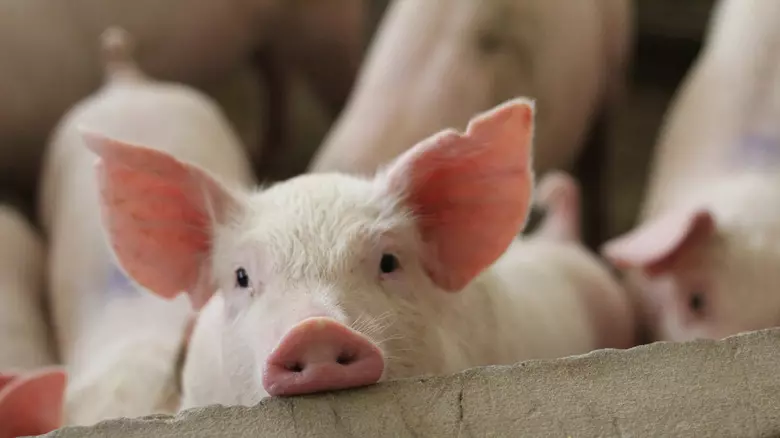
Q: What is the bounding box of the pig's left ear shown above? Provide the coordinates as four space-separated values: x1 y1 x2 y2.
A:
0 368 67 437
601 208 716 277
81 131 245 309
378 98 535 291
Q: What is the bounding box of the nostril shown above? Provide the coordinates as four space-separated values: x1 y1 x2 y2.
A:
285 362 304 373
336 352 356 366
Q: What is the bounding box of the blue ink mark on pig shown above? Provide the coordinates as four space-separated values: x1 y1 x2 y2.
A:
106 263 139 296
733 133 780 171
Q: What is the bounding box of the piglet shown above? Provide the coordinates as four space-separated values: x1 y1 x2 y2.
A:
0 368 67 438
84 97 635 409
601 0 780 342
0 204 56 369
37 26 256 425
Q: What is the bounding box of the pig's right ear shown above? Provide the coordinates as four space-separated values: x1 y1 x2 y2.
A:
81 131 244 309
0 368 67 438
378 98 535 291
601 208 716 277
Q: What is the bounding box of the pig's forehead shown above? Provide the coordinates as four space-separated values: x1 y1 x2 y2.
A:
234 173 410 254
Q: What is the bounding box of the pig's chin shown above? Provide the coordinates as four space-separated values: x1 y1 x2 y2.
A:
228 362 269 406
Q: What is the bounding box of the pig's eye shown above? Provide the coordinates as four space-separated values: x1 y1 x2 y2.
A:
379 253 400 274
235 267 250 288
688 292 705 315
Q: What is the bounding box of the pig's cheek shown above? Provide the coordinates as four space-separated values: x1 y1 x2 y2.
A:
220 319 267 400
223 289 253 322
378 263 423 302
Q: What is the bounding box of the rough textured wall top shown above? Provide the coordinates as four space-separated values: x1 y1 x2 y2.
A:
44 328 780 438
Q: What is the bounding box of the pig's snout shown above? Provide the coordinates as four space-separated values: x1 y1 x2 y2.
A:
262 317 384 396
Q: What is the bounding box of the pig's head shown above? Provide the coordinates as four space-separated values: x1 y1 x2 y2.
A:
83 98 535 405
602 175 780 342
0 368 67 438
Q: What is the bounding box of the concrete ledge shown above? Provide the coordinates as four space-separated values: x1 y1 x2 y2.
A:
44 328 780 437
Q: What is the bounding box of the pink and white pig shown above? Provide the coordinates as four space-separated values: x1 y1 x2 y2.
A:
602 0 780 342
85 97 635 409
38 27 256 425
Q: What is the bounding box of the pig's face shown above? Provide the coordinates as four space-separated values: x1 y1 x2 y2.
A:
603 175 780 342
84 97 536 403
210 174 454 400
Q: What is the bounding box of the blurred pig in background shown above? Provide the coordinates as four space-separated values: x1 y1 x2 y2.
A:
602 0 780 343
0 0 366 213
310 0 632 180
38 28 256 425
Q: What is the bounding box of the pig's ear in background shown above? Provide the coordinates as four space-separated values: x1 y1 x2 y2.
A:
81 130 244 309
0 368 67 438
532 171 581 242
601 208 716 277
380 98 535 291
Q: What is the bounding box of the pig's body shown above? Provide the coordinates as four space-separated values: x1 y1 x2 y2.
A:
0 205 56 369
38 28 256 425
310 0 632 176
602 0 780 342
640 0 780 218
162 154 629 408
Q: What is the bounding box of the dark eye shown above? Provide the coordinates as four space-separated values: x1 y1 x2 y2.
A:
688 292 705 314
379 253 399 274
235 267 250 288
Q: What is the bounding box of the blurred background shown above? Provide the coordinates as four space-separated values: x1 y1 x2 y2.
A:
0 0 717 249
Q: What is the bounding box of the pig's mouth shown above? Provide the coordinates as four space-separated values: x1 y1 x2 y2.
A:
261 317 385 397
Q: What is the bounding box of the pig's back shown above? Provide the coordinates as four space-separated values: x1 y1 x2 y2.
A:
478 239 629 362
39 79 256 361
640 0 780 219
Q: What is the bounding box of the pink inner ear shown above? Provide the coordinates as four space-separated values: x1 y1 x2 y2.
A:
601 208 716 277
0 368 66 438
97 160 212 301
83 132 239 309
0 373 20 392
385 98 535 291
